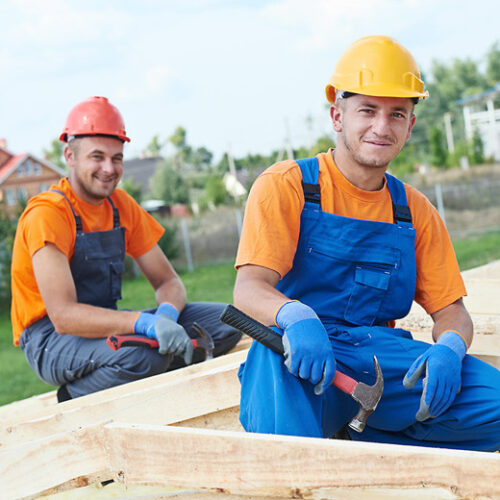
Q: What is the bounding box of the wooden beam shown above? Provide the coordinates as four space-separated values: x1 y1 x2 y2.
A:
0 425 109 500
0 349 247 449
102 423 500 499
4 422 500 500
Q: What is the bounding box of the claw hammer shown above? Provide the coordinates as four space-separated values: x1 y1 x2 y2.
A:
106 322 215 361
220 304 383 432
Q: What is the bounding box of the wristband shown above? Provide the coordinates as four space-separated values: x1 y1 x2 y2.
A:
156 302 180 322
437 330 467 360
275 300 318 329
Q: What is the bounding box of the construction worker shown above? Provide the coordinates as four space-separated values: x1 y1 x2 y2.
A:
11 96 241 402
233 36 500 451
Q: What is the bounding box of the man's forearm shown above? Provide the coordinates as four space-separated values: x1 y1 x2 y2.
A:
154 276 187 314
233 265 290 326
49 303 140 338
431 298 473 348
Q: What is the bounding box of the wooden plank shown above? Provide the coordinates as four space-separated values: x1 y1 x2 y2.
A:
102 423 500 499
0 349 247 449
0 425 109 500
5 422 500 500
0 389 57 420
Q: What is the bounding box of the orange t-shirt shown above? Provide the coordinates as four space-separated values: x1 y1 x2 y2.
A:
236 150 466 316
11 177 164 345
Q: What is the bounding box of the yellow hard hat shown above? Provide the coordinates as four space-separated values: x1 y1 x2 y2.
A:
325 35 428 103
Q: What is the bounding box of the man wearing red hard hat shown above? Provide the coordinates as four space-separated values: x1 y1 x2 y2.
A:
11 96 241 401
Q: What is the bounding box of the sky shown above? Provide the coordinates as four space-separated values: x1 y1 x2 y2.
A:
1 0 499 164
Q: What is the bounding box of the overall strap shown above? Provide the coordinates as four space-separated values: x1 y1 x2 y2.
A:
107 196 121 228
384 173 413 227
296 157 321 206
51 189 83 233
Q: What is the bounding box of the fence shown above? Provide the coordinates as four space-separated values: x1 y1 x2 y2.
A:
164 168 500 271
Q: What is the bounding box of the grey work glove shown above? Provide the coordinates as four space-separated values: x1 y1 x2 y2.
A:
134 312 193 364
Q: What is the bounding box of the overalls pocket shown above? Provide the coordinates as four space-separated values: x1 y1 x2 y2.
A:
110 260 124 301
345 265 391 325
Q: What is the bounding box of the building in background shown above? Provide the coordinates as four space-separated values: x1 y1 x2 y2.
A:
458 81 500 162
0 140 66 216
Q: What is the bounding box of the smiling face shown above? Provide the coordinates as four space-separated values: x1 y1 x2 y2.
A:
64 136 124 205
331 94 416 173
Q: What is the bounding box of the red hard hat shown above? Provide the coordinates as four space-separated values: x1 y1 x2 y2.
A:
59 96 130 142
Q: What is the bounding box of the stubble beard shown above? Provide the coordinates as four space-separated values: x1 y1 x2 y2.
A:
342 133 402 170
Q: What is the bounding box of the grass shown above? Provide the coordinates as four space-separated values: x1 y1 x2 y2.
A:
1 228 500 407
453 230 500 271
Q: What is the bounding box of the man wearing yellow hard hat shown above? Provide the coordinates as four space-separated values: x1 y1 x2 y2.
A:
232 36 500 450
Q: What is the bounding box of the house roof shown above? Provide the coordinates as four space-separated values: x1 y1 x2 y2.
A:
457 80 500 106
122 156 164 194
0 145 66 185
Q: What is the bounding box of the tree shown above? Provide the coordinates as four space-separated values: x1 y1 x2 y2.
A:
486 41 500 87
43 138 66 170
150 158 190 205
308 135 336 157
470 129 485 165
144 134 165 158
429 126 448 168
204 174 228 206
0 206 16 304
120 177 143 204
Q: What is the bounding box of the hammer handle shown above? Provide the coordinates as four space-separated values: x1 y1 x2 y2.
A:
219 305 358 395
106 335 200 350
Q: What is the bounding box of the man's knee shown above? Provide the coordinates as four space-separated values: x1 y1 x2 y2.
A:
116 347 172 379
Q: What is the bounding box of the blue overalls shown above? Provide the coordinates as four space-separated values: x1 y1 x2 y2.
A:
238 157 500 451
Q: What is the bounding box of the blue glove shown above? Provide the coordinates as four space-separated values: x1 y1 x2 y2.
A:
276 301 336 395
155 302 180 321
134 312 193 364
403 331 467 421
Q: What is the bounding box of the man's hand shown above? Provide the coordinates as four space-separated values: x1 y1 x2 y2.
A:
403 331 467 421
276 301 336 394
134 312 193 364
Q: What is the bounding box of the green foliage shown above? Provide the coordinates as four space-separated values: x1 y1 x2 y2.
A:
308 135 336 157
144 134 165 158
0 207 16 304
429 126 448 168
486 41 500 87
150 158 190 205
470 129 485 165
203 174 229 207
389 142 420 176
120 177 143 204
43 138 67 170
156 219 181 261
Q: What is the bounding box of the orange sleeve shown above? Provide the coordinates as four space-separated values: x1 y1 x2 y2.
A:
408 186 466 314
22 200 75 258
235 161 304 278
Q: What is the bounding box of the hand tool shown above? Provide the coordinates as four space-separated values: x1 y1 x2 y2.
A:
220 304 383 432
106 322 214 361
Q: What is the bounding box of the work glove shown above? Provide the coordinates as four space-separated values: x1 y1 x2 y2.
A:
276 300 336 395
155 302 180 321
403 330 467 421
134 311 193 364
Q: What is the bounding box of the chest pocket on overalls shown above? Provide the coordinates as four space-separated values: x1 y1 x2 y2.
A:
308 237 399 327
345 251 398 326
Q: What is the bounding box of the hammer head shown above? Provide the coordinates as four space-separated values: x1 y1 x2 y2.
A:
191 322 214 360
348 356 384 433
